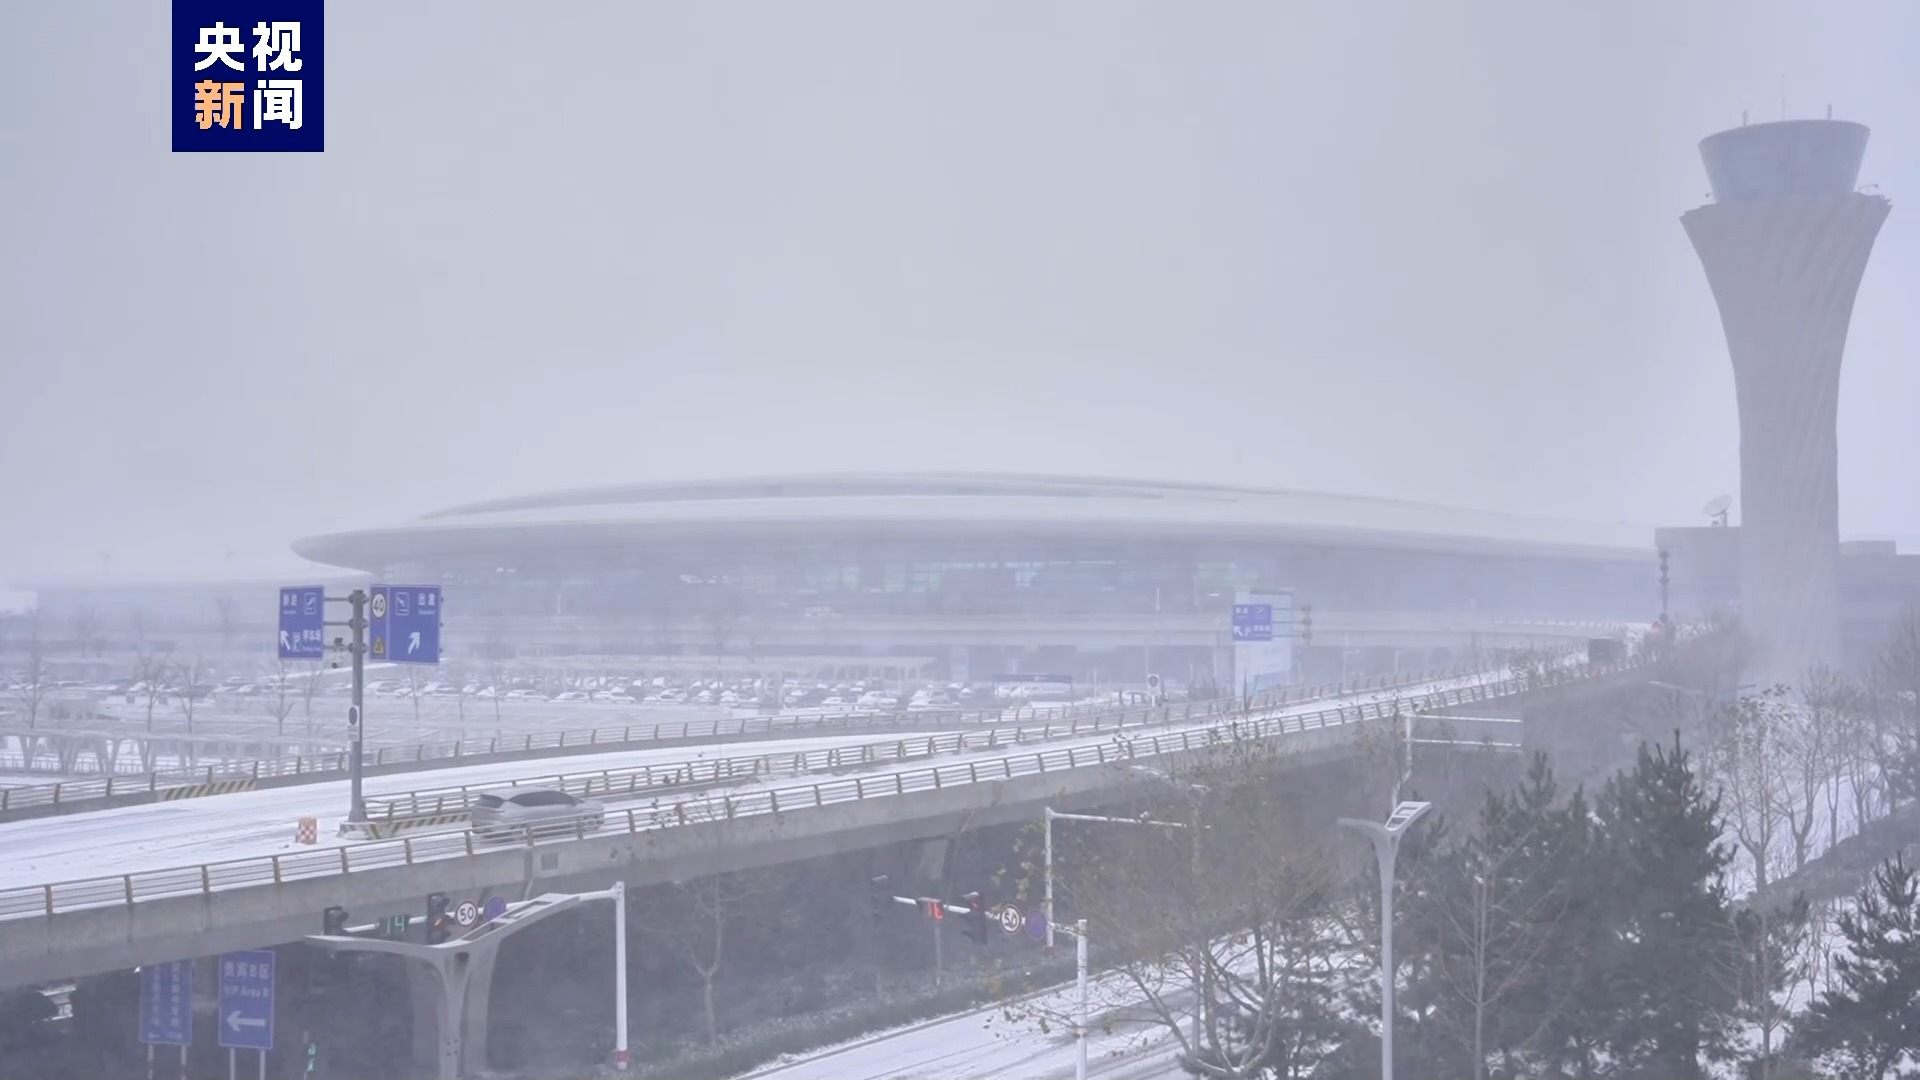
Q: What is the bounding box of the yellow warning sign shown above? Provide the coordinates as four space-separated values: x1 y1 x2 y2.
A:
372 636 386 658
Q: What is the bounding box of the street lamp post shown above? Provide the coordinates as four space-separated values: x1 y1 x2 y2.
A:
1045 917 1092 1080
1338 800 1432 1080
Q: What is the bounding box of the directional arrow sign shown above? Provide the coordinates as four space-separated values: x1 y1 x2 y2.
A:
277 586 324 660
372 584 441 666
217 949 275 1051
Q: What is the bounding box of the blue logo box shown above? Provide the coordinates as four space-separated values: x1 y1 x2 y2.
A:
172 0 324 152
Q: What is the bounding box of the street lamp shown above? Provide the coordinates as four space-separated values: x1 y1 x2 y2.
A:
1338 800 1432 1080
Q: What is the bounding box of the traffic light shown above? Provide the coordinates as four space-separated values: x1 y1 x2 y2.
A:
963 891 988 945
869 876 889 923
1300 604 1314 646
321 905 349 936
426 893 452 944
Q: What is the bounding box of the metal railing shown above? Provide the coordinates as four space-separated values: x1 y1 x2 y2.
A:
358 685 1442 821
0 665 1473 814
0 654 1651 920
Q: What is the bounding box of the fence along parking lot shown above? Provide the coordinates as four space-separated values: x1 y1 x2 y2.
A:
0 654 1643 920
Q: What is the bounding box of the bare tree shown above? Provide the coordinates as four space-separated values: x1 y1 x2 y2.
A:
18 608 50 730
403 666 423 727
133 648 171 731
1865 610 1920 833
447 665 469 725
639 868 772 1047
267 658 296 736
299 660 324 735
1009 740 1356 1080
175 654 205 735
1787 667 1859 869
71 605 101 658
1707 686 1796 897
213 594 237 652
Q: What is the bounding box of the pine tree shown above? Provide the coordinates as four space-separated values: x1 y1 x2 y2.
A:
1794 854 1920 1080
1724 893 1811 1080
1424 755 1591 1080
1594 733 1738 1078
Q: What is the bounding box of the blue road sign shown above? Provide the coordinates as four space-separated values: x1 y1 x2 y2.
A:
139 960 193 1046
1026 911 1048 942
370 584 441 665
482 896 507 922
277 586 325 660
217 949 275 1051
1231 603 1274 642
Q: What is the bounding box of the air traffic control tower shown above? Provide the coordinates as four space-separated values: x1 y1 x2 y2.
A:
1682 118 1890 682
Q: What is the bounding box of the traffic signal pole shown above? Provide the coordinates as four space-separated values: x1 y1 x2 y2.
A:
612 879 629 1072
346 589 367 824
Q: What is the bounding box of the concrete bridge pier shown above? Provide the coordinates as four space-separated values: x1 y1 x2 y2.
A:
908 837 949 885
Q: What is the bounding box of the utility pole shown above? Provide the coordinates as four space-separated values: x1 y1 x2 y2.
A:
612 879 629 1072
1056 918 1089 1080
346 589 368 824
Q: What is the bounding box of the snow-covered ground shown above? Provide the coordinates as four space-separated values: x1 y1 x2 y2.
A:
740 964 1197 1080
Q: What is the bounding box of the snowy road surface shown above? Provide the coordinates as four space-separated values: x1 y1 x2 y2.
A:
0 732 942 886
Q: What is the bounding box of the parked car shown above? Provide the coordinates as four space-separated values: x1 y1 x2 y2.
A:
470 789 605 840
598 691 636 704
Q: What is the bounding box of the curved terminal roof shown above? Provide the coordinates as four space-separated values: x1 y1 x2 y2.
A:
292 473 1653 570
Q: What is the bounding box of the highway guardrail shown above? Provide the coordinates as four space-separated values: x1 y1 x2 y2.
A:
0 653 1651 919
356 692 1389 823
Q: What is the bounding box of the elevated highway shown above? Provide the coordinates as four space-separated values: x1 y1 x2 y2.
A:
0 658 1650 990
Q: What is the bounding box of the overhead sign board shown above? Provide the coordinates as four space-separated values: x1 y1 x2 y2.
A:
1231 603 1274 642
217 949 275 1051
1233 590 1295 694
370 584 442 665
277 586 325 660
139 959 193 1046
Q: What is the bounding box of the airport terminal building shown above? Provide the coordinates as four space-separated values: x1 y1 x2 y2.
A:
281 474 1654 688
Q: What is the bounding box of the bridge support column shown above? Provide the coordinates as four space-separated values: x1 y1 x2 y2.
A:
1209 647 1233 695
909 837 949 884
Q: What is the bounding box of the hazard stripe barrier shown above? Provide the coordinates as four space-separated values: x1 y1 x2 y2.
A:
156 778 258 801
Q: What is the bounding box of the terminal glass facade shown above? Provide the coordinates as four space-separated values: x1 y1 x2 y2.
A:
391 535 1651 622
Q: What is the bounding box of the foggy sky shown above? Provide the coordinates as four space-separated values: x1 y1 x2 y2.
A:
2 1 1915 585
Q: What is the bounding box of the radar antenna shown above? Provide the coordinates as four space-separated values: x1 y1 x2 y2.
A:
1703 494 1732 528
